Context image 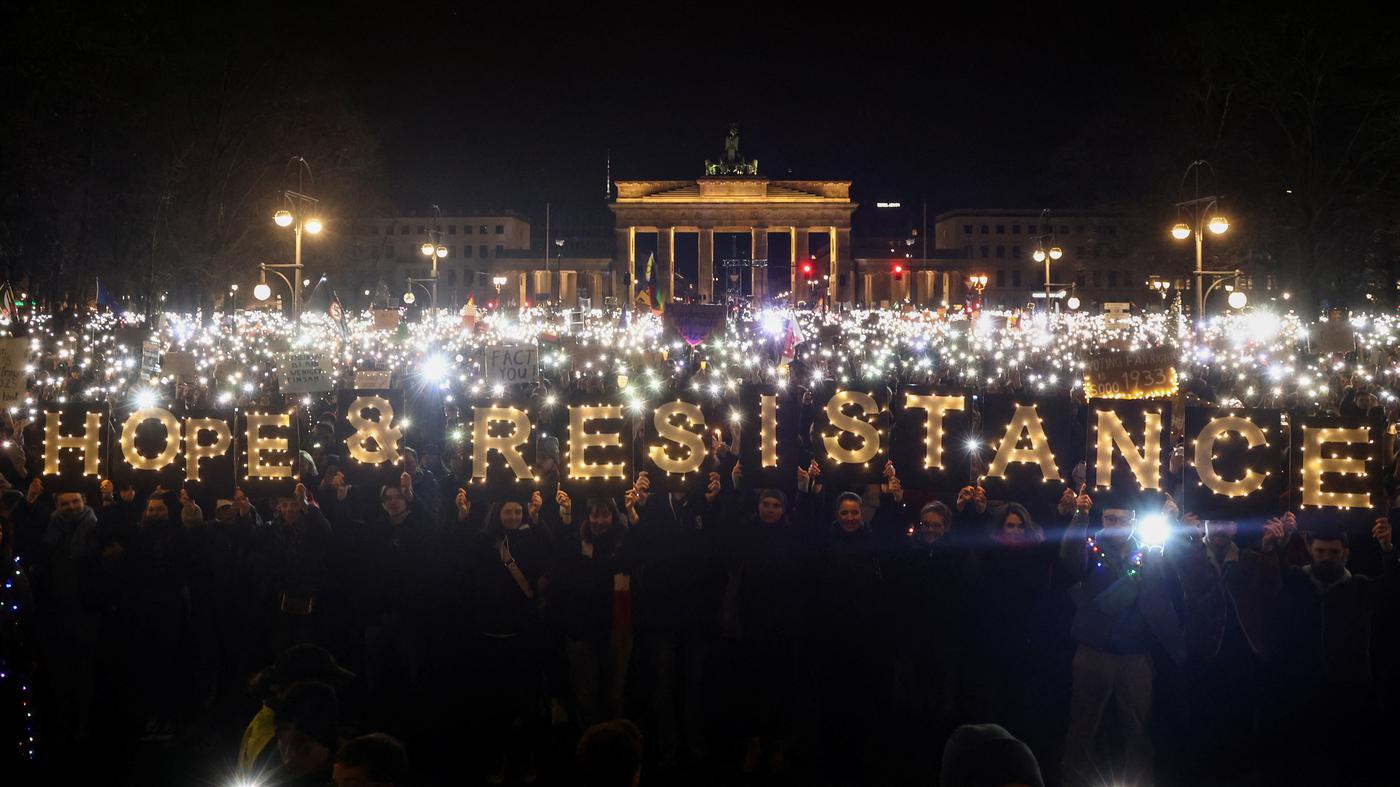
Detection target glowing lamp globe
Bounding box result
[274,210,293,227]
[402,291,416,305]
[420,241,435,257]
[435,245,448,258]
[1067,296,1081,310]
[1032,249,1046,263]
[303,217,323,234]
[1170,223,1191,240]
[1207,216,1229,235]
[1227,290,1247,309]
[1049,246,1063,260]
[253,283,272,301]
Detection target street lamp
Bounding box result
[1149,277,1172,308]
[968,273,988,310]
[415,205,449,308]
[1171,160,1239,316]
[493,275,508,305]
[1030,209,1065,310]
[265,156,322,318]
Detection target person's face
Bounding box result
[837,500,863,532]
[1100,509,1135,543]
[588,504,615,536]
[1001,513,1027,542]
[277,725,331,776]
[1205,520,1237,551]
[1309,538,1348,581]
[498,502,523,530]
[277,498,303,524]
[55,493,85,518]
[918,511,948,543]
[143,498,168,522]
[381,487,408,519]
[757,495,785,525]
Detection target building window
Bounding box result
[465,225,474,234]
[399,225,409,235]
[495,224,504,234]
[996,270,1006,287]
[1076,225,1084,234]
[371,247,380,260]
[996,245,1005,258]
[1092,271,1101,286]
[417,226,425,235]
[1012,224,1021,234]
[1124,270,1134,285]
[1108,271,1119,287]
[496,244,504,256]
[480,225,488,234]
[447,246,455,258]
[480,245,489,258]
[964,245,974,257]
[980,224,989,234]
[1012,245,1021,258]
[980,245,989,258]
[477,271,488,286]
[463,246,473,258]
[448,225,457,235]
[963,224,973,234]
[1012,270,1022,287]
[385,245,395,258]
[448,269,457,285]
[996,225,1005,234]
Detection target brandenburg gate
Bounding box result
[609,135,856,305]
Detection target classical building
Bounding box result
[609,131,857,305]
[345,211,533,306]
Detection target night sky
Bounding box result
[313,6,1189,215]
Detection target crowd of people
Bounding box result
[1,402,1397,786]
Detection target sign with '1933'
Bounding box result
[1083,347,1178,399]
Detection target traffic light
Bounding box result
[801,261,814,278]
[892,263,904,281]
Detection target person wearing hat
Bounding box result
[238,644,354,774]
[1057,488,1185,787]
[268,680,340,787]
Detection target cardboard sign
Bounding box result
[163,351,198,380]
[562,394,632,498]
[354,370,393,390]
[373,309,401,331]
[141,340,162,378]
[977,395,1081,518]
[1083,347,1178,399]
[467,399,538,493]
[279,352,335,394]
[337,389,405,488]
[735,384,802,490]
[889,386,971,502]
[1183,407,1284,520]
[484,344,539,386]
[812,384,891,486]
[1084,399,1170,507]
[40,402,110,498]
[235,404,301,499]
[665,303,727,347]
[0,338,28,407]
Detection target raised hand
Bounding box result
[634,471,651,507]
[1075,491,1093,514]
[973,485,988,514]
[556,483,572,521]
[956,486,976,512]
[400,472,414,502]
[704,471,721,504]
[330,471,349,501]
[1261,519,1286,553]
[528,490,542,523]
[1057,487,1077,517]
[26,476,42,504]
[1374,517,1393,551]
[100,479,114,504]
[234,487,250,517]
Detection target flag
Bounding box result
[95,278,120,310]
[327,290,347,334]
[0,283,21,338]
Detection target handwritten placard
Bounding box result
[0,338,28,407]
[484,344,539,386]
[278,352,335,394]
[1083,347,1178,399]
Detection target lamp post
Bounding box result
[493,275,508,306]
[1172,160,1237,316]
[418,204,447,308]
[968,273,988,311]
[266,156,322,319]
[1149,277,1172,309]
[1030,209,1064,311]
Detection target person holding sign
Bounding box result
[1256,516,1397,786]
[462,486,550,786]
[264,483,332,653]
[1058,489,1186,787]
